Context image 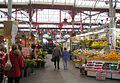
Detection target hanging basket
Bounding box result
[4,21,18,39]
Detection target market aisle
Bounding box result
[21,54,120,83]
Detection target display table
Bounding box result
[85,60,120,80]
[73,50,120,80]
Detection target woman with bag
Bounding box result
[3,44,24,83]
[0,46,5,83]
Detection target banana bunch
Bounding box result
[91,41,108,46]
[103,41,108,46]
[99,41,103,46]
[91,41,99,46]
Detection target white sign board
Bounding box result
[11,23,18,44]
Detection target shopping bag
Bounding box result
[4,54,12,71]
[51,57,55,62]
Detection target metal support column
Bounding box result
[8,0,12,21]
[70,37,72,60]
[80,11,82,32]
[29,0,32,47]
[109,0,116,50]
[89,10,92,30]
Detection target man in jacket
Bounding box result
[52,44,62,69]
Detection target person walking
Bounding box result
[3,44,24,83]
[62,47,70,70]
[52,44,62,70]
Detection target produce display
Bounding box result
[93,51,120,60]
[24,60,37,68]
[72,34,120,80]
[74,49,120,61]
[74,49,98,59]
[91,40,108,47]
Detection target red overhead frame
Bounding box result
[0,3,109,30]
[0,21,97,26]
[18,27,73,29]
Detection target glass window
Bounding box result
[0,0,4,2]
[69,0,74,5]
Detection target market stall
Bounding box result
[71,28,120,80]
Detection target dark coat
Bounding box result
[52,47,62,58]
[3,51,24,78]
[0,58,3,80]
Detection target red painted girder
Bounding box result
[0,21,98,26]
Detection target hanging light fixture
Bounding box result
[62,0,68,26]
[62,18,68,25]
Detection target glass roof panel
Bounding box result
[69,0,74,5]
[76,1,95,8]
[0,0,4,2]
[12,0,29,2]
[0,0,119,9]
[61,11,72,22]
[44,0,52,3]
[75,0,82,7]
[95,2,108,8]
[32,9,60,23]
[55,0,65,4]
[74,13,80,22]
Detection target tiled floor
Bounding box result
[21,54,120,83]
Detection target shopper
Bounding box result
[18,44,23,55]
[18,44,24,78]
[0,46,6,83]
[80,59,87,75]
[3,44,24,83]
[0,46,6,59]
[62,47,70,70]
[0,58,3,83]
[52,44,62,69]
[31,49,35,59]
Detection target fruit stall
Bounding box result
[71,31,120,80]
[73,48,120,80]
